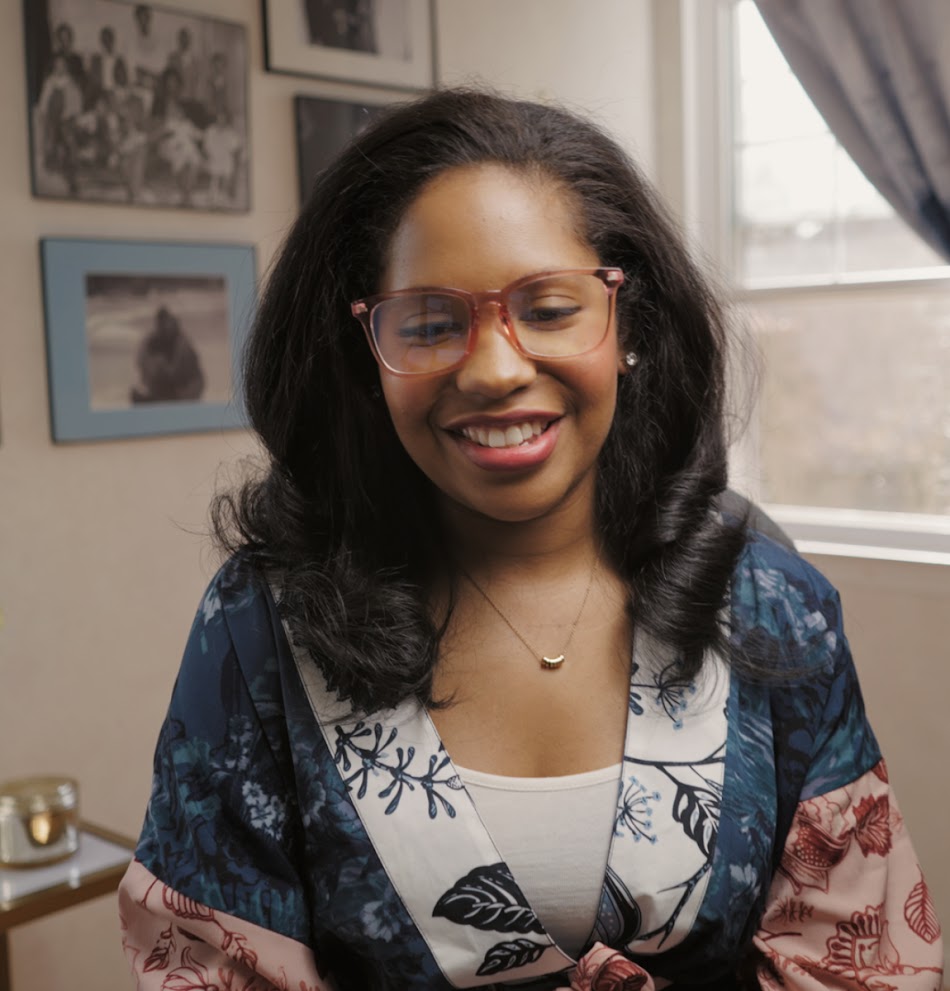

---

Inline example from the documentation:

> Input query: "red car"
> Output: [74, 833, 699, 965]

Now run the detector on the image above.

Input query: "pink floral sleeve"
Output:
[119, 859, 335, 991]
[753, 760, 943, 990]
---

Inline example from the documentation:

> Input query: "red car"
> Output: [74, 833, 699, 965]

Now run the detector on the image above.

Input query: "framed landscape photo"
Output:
[24, 0, 250, 211]
[263, 0, 433, 90]
[295, 91, 396, 202]
[41, 238, 257, 442]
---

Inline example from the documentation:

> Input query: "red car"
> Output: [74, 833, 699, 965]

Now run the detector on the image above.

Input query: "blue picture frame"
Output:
[41, 237, 256, 442]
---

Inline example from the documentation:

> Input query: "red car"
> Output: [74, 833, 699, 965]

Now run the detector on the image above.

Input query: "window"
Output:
[733, 0, 945, 286]
[678, 0, 950, 561]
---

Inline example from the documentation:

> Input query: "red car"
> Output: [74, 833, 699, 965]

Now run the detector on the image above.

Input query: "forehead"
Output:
[380, 164, 598, 293]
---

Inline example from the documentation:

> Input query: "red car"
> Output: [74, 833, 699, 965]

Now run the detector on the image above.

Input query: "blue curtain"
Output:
[754, 0, 950, 261]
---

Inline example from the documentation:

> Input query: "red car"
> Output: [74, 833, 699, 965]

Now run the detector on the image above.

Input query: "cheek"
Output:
[573, 346, 623, 413]
[380, 378, 436, 441]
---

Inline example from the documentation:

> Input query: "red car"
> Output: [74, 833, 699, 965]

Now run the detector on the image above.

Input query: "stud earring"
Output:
[624, 352, 639, 367]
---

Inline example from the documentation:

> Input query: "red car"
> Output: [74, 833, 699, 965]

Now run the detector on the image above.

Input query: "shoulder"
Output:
[728, 531, 844, 677]
[729, 535, 881, 793]
[176, 554, 286, 710]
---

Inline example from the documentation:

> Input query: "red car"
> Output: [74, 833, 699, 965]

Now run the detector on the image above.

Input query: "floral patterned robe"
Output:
[118, 535, 943, 990]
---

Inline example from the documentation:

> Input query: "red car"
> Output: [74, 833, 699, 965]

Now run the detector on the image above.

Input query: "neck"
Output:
[439, 488, 602, 581]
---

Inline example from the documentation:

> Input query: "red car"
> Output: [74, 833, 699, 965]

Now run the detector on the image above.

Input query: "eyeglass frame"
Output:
[350, 267, 625, 377]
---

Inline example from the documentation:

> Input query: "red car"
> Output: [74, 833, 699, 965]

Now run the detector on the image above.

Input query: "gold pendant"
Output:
[541, 654, 565, 670]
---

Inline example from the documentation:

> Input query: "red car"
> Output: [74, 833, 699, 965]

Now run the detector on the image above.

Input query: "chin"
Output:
[446, 481, 590, 528]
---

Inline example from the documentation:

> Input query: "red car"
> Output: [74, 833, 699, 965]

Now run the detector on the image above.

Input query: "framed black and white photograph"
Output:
[24, 0, 249, 211]
[264, 0, 433, 91]
[295, 91, 396, 202]
[41, 238, 257, 442]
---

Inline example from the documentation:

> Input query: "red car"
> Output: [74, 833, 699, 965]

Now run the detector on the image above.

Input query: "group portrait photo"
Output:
[23, 0, 249, 211]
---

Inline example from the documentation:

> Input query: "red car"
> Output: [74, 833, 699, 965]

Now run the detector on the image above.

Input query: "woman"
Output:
[118, 89, 942, 990]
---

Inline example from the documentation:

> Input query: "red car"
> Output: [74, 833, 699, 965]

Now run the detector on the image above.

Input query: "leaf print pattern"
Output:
[126, 542, 942, 990]
[433, 863, 544, 934]
[766, 898, 814, 927]
[672, 783, 720, 859]
[753, 764, 944, 990]
[594, 867, 643, 947]
[162, 887, 216, 921]
[476, 938, 547, 977]
[142, 925, 175, 972]
[121, 861, 333, 991]
[903, 874, 941, 945]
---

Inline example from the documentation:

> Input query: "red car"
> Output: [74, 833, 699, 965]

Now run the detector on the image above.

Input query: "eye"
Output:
[396, 318, 466, 345]
[515, 293, 585, 329]
[374, 294, 468, 348]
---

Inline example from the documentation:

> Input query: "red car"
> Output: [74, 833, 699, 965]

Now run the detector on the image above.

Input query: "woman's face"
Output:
[378, 164, 625, 528]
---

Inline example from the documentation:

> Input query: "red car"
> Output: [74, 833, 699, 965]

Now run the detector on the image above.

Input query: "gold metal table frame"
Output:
[0, 822, 134, 991]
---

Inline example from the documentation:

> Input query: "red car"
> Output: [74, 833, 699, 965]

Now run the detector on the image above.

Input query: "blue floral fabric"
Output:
[135, 533, 881, 989]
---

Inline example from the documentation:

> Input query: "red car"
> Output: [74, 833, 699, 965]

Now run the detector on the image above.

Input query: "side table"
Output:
[0, 821, 134, 991]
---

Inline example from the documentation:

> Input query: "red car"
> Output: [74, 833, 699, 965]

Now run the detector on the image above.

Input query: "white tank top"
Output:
[455, 763, 622, 958]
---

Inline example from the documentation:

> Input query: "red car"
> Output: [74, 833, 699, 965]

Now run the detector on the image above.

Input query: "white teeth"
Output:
[460, 420, 548, 448]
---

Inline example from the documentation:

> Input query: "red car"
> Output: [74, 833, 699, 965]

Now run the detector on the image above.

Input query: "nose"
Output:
[454, 302, 536, 397]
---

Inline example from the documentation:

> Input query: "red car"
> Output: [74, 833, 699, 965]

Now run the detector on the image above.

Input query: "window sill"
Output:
[765, 505, 950, 567]
[736, 268, 950, 297]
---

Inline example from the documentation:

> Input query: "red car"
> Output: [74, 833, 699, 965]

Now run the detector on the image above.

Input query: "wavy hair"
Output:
[212, 88, 751, 712]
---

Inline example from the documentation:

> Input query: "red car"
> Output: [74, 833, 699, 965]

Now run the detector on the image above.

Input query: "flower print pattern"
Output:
[819, 903, 900, 979]
[332, 722, 461, 819]
[127, 542, 942, 990]
[614, 777, 659, 843]
[744, 565, 838, 659]
[360, 899, 401, 942]
[558, 942, 656, 991]
[779, 804, 851, 894]
[754, 764, 943, 990]
[627, 661, 695, 729]
[241, 779, 288, 840]
[852, 794, 892, 857]
[120, 860, 331, 990]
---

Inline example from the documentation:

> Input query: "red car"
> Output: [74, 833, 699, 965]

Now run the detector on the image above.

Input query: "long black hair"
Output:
[212, 87, 751, 712]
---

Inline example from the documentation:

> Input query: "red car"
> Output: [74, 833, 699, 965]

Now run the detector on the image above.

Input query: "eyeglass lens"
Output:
[370, 272, 611, 374]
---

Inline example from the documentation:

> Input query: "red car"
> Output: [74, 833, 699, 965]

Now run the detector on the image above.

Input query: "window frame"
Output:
[672, 0, 950, 564]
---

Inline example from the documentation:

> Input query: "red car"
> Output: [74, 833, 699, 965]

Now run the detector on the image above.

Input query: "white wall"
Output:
[436, 0, 654, 170]
[3, 2, 946, 988]
[0, 1, 655, 987]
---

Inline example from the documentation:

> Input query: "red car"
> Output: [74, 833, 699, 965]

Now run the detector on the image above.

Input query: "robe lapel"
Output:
[594, 636, 729, 957]
[285, 630, 575, 987]
[283, 606, 726, 983]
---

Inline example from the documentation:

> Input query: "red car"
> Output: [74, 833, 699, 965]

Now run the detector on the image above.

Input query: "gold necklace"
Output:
[461, 559, 599, 670]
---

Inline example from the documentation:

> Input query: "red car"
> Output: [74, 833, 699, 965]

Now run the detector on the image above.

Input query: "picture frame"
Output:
[24, 0, 250, 211]
[263, 0, 433, 91]
[40, 238, 257, 442]
[294, 90, 399, 202]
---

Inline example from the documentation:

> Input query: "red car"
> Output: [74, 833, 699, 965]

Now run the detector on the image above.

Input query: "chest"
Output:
[287, 647, 780, 989]
[431, 630, 631, 777]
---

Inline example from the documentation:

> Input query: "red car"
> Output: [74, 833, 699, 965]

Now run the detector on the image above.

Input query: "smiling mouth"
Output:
[458, 419, 553, 449]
